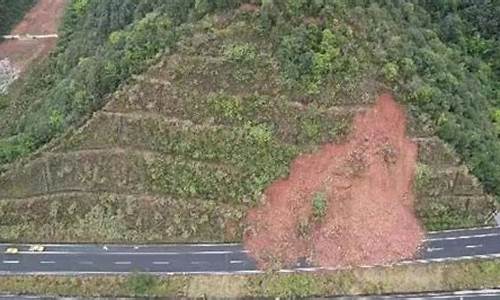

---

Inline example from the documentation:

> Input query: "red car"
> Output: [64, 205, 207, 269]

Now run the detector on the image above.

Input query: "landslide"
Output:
[245, 94, 424, 268]
[0, 1, 496, 245]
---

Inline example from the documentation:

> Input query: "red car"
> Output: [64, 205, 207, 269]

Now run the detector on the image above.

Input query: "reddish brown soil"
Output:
[0, 0, 67, 71]
[0, 39, 56, 71]
[12, 0, 67, 35]
[244, 94, 424, 269]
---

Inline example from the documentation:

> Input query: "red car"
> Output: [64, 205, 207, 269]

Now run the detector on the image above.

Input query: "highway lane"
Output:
[0, 226, 498, 275]
[0, 244, 257, 275]
[1, 289, 500, 300]
[332, 289, 500, 299]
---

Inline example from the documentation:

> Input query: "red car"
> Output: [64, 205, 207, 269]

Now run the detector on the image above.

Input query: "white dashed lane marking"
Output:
[152, 261, 170, 265]
[426, 247, 444, 252]
[39, 261, 55, 264]
[229, 260, 243, 264]
[425, 232, 500, 241]
[114, 261, 132, 265]
[2, 260, 19, 264]
[465, 244, 483, 249]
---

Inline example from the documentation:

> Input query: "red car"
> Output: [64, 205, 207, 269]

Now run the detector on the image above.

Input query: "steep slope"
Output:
[0, 10, 494, 244]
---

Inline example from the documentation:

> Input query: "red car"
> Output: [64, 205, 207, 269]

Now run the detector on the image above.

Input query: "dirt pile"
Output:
[244, 94, 424, 269]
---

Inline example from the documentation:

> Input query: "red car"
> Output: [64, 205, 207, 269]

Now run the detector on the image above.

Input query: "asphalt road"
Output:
[0, 226, 499, 275]
[332, 289, 500, 300]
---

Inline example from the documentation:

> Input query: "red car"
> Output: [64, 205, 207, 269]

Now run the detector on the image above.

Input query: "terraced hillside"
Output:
[0, 13, 494, 243]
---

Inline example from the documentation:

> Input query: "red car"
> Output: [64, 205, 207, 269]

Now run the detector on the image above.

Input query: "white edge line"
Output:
[382, 289, 500, 299]
[0, 270, 263, 276]
[14, 250, 244, 255]
[427, 225, 499, 234]
[424, 232, 500, 241]
[0, 243, 241, 248]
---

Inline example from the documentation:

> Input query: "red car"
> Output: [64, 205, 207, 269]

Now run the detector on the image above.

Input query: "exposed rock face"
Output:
[0, 58, 19, 95]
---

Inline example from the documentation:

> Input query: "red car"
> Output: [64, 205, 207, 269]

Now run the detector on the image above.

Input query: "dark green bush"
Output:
[127, 273, 157, 296]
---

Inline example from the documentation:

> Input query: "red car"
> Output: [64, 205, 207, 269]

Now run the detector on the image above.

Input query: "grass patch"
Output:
[0, 260, 498, 298]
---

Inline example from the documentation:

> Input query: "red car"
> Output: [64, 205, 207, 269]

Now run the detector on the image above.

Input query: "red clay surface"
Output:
[12, 0, 67, 35]
[0, 0, 67, 71]
[244, 94, 424, 269]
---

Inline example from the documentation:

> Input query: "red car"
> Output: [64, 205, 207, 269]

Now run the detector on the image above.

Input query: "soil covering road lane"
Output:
[0, 226, 498, 275]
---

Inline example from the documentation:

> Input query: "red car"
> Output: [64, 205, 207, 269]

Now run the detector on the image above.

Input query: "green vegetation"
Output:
[262, 0, 500, 199]
[0, 0, 246, 166]
[127, 273, 157, 296]
[0, 0, 35, 36]
[312, 191, 328, 220]
[0, 260, 499, 298]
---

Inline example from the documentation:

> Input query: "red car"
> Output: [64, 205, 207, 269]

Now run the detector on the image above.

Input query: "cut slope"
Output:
[244, 94, 424, 268]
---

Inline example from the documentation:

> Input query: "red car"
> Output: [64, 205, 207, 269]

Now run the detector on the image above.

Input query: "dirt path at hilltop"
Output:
[244, 94, 424, 269]
[11, 0, 66, 35]
[0, 0, 67, 71]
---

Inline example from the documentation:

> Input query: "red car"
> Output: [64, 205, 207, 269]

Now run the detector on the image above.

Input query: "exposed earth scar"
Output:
[244, 93, 424, 269]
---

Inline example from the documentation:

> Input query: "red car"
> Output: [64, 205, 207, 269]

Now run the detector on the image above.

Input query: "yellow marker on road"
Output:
[29, 245, 45, 252]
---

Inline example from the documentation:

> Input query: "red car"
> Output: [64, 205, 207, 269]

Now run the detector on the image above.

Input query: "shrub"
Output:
[223, 43, 257, 64]
[127, 273, 157, 296]
[414, 163, 432, 192]
[246, 123, 273, 145]
[383, 62, 399, 81]
[312, 192, 327, 220]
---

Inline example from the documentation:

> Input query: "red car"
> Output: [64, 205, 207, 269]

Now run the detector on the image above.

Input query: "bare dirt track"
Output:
[0, 0, 67, 71]
[11, 0, 66, 35]
[244, 94, 424, 269]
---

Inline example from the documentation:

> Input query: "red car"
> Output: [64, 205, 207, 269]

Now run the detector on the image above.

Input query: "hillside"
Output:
[0, 0, 498, 270]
